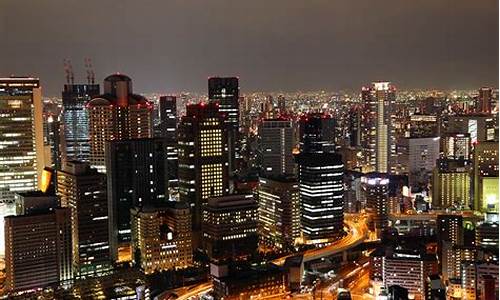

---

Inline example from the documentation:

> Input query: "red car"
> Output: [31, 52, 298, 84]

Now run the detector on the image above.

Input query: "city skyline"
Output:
[1, 0, 498, 96]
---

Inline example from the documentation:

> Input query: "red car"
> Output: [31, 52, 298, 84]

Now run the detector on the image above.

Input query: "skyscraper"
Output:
[299, 113, 336, 153]
[178, 102, 229, 239]
[257, 176, 300, 251]
[208, 77, 239, 174]
[106, 138, 169, 262]
[88, 74, 153, 172]
[362, 172, 389, 236]
[432, 159, 472, 209]
[476, 87, 493, 114]
[156, 95, 179, 196]
[0, 77, 45, 201]
[362, 82, 396, 173]
[61, 83, 100, 162]
[258, 118, 296, 176]
[297, 152, 344, 244]
[57, 161, 111, 277]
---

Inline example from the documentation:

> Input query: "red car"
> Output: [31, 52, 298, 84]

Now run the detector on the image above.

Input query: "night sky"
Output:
[1, 0, 498, 96]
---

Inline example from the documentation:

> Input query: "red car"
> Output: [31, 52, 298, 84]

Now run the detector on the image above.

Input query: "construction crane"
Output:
[84, 57, 95, 84]
[63, 59, 74, 85]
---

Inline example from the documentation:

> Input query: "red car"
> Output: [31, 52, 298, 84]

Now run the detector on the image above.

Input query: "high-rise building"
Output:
[258, 118, 296, 176]
[297, 152, 344, 244]
[88, 74, 153, 172]
[432, 159, 472, 209]
[5, 206, 72, 292]
[61, 83, 100, 162]
[473, 141, 499, 212]
[57, 161, 111, 277]
[396, 137, 440, 183]
[348, 105, 363, 147]
[475, 221, 499, 249]
[257, 176, 300, 251]
[299, 113, 336, 153]
[156, 95, 179, 193]
[445, 114, 498, 144]
[131, 201, 192, 274]
[382, 250, 438, 300]
[44, 113, 63, 170]
[178, 102, 229, 236]
[106, 138, 169, 262]
[437, 214, 464, 248]
[202, 194, 258, 261]
[362, 172, 389, 236]
[476, 87, 493, 114]
[0, 77, 45, 201]
[361, 82, 396, 173]
[442, 133, 471, 160]
[208, 77, 239, 174]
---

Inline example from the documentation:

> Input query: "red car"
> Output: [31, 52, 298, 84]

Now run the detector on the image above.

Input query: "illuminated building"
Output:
[445, 114, 497, 144]
[476, 87, 493, 114]
[408, 114, 439, 138]
[156, 96, 179, 194]
[14, 168, 57, 215]
[5, 205, 72, 292]
[461, 261, 477, 299]
[426, 275, 446, 300]
[297, 152, 344, 244]
[361, 82, 396, 173]
[0, 77, 45, 201]
[131, 201, 192, 274]
[257, 176, 300, 250]
[43, 111, 63, 170]
[362, 172, 389, 236]
[396, 137, 440, 183]
[441, 244, 476, 282]
[212, 263, 288, 300]
[461, 261, 499, 300]
[473, 141, 499, 212]
[348, 105, 362, 147]
[442, 133, 471, 160]
[258, 118, 296, 176]
[202, 194, 258, 261]
[178, 102, 229, 238]
[106, 138, 169, 262]
[61, 83, 100, 162]
[432, 159, 472, 209]
[208, 77, 239, 174]
[299, 113, 336, 153]
[88, 74, 153, 172]
[475, 222, 499, 249]
[57, 161, 111, 277]
[382, 250, 438, 300]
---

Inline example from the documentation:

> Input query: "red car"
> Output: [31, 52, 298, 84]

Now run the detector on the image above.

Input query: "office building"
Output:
[473, 141, 499, 212]
[432, 159, 472, 209]
[442, 133, 471, 160]
[441, 244, 476, 282]
[202, 194, 258, 261]
[5, 206, 72, 292]
[362, 172, 389, 235]
[0, 77, 45, 201]
[57, 161, 111, 277]
[475, 221, 499, 249]
[297, 152, 344, 244]
[445, 114, 497, 144]
[208, 77, 239, 174]
[408, 114, 439, 138]
[382, 250, 438, 300]
[361, 82, 396, 173]
[258, 118, 296, 176]
[299, 113, 336, 153]
[88, 74, 153, 172]
[257, 176, 300, 251]
[131, 201, 192, 274]
[106, 138, 169, 262]
[156, 95, 179, 193]
[61, 83, 100, 162]
[396, 137, 440, 183]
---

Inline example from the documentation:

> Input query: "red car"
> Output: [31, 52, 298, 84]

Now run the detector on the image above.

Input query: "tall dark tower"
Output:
[61, 83, 100, 163]
[178, 102, 229, 247]
[156, 95, 179, 195]
[299, 113, 336, 153]
[208, 77, 239, 174]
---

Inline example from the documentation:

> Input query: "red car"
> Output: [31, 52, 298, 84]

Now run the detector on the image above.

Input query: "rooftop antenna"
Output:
[84, 57, 95, 84]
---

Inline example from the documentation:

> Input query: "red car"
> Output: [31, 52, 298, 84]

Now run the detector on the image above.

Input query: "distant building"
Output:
[88, 74, 153, 172]
[258, 118, 296, 176]
[61, 83, 100, 162]
[476, 87, 493, 114]
[257, 176, 300, 251]
[57, 161, 111, 277]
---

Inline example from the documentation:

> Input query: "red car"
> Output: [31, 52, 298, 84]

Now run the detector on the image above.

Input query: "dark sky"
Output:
[1, 0, 498, 96]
